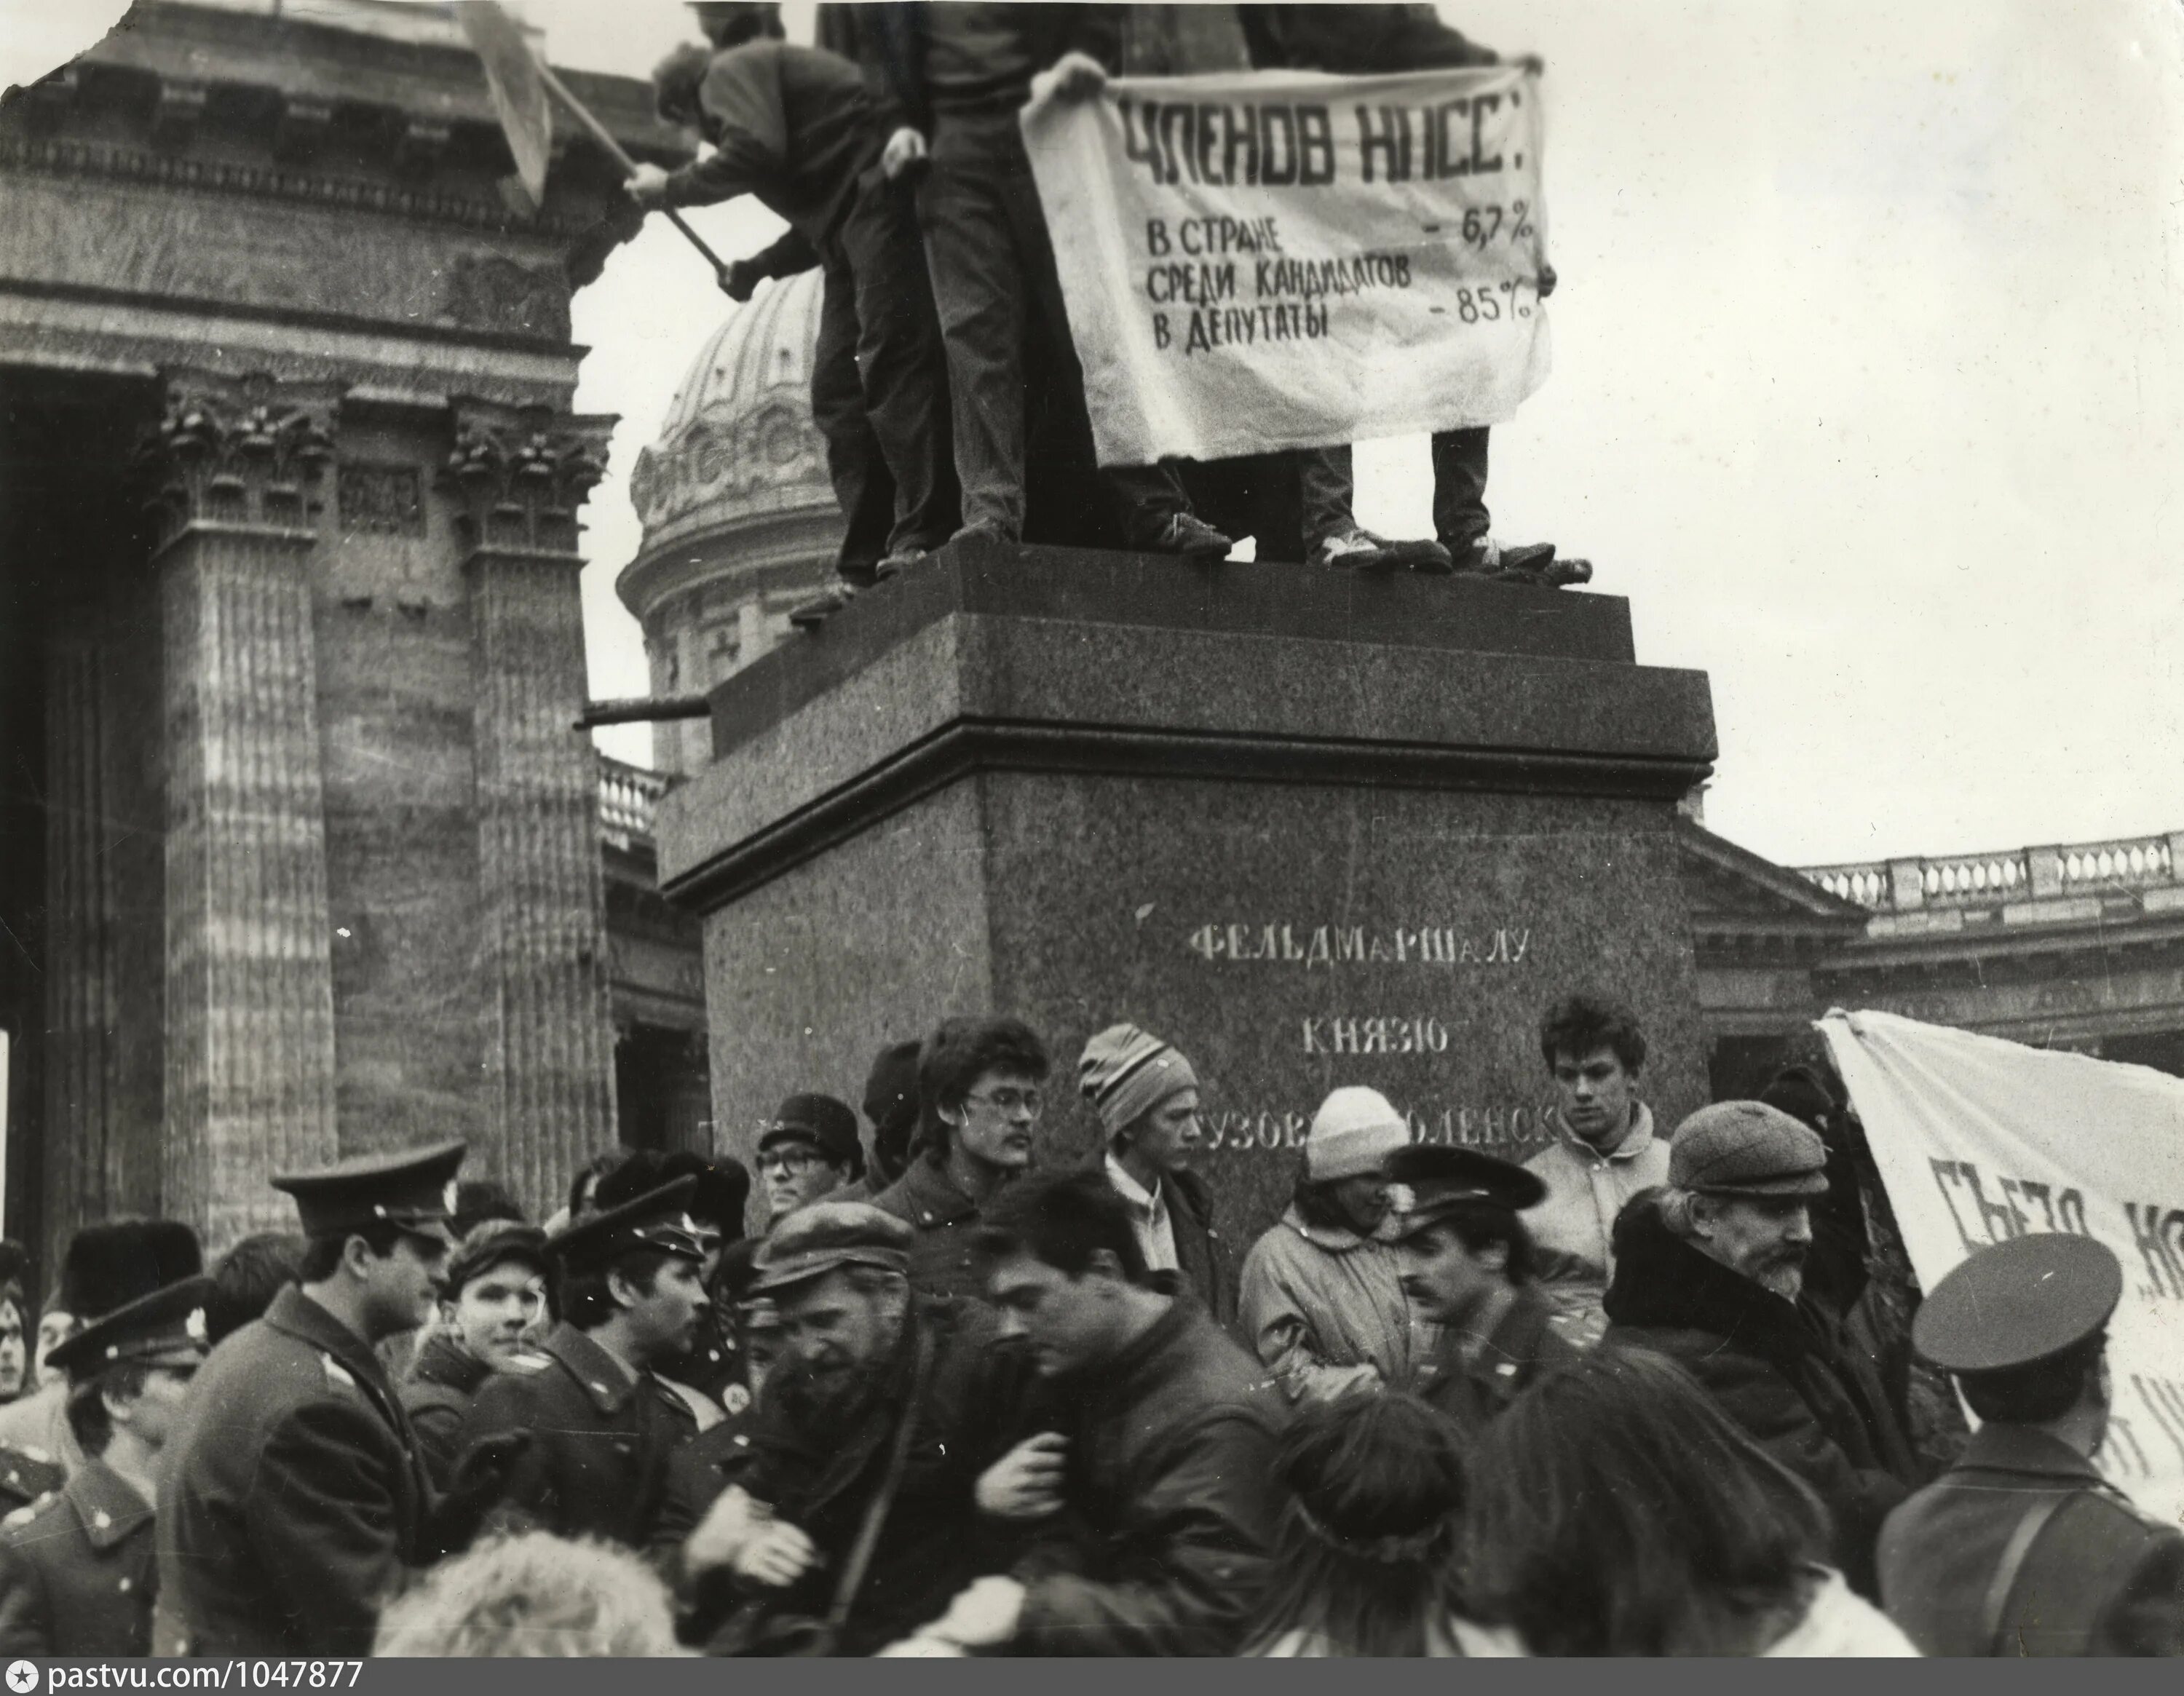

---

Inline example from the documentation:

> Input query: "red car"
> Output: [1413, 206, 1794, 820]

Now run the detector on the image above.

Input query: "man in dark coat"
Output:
[1602, 1103, 1921, 1599]
[400, 1220, 550, 1489]
[158, 1141, 479, 1655]
[1879, 1233, 2184, 1656]
[660, 1202, 1032, 1654]
[895, 1170, 1284, 1657]
[630, 3, 956, 602]
[1387, 1144, 1584, 1433]
[458, 1176, 708, 1549]
[1077, 1023, 1237, 1328]
[0, 1274, 208, 1655]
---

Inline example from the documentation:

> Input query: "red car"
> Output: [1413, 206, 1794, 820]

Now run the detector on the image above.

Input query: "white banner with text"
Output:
[1820, 1010, 2184, 1526]
[1021, 65, 1553, 466]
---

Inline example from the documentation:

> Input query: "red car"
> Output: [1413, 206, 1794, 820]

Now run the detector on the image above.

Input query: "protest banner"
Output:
[1820, 1009, 2184, 1525]
[1021, 65, 1553, 467]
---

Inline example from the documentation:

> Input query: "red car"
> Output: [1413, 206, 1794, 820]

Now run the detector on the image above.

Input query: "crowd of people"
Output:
[624, 1, 1593, 630]
[0, 989, 2175, 1658]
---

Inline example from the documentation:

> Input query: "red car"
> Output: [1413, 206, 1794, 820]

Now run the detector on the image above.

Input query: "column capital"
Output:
[440, 400, 615, 557]
[138, 369, 341, 550]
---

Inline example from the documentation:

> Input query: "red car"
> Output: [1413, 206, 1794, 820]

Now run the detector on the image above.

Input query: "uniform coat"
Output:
[1602, 1202, 1921, 1598]
[1878, 1423, 2184, 1656]
[456, 1321, 695, 1550]
[157, 1285, 435, 1655]
[1013, 1295, 1286, 1655]
[1238, 1205, 1420, 1405]
[1407, 1285, 1586, 1435]
[0, 1459, 156, 1655]
[654, 1299, 1032, 1655]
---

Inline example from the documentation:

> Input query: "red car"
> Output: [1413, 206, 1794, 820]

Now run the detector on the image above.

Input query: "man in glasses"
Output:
[400, 1220, 552, 1490]
[873, 1017, 1050, 1301]
[758, 1093, 867, 1227]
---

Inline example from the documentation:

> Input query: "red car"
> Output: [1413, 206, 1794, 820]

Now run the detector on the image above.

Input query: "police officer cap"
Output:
[1669, 1101, 1829, 1197]
[749, 1202, 913, 1297]
[272, 1138, 467, 1244]
[48, 1275, 214, 1379]
[1913, 1232, 2122, 1375]
[1385, 1144, 1545, 1240]
[547, 1175, 708, 1270]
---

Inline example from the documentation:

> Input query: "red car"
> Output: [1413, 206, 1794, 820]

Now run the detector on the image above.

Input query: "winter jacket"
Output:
[1519, 1103, 1669, 1299]
[1013, 1296, 1284, 1655]
[1602, 1205, 1923, 1598]
[1091, 1153, 1239, 1331]
[871, 1152, 994, 1302]
[398, 1331, 495, 1492]
[1238, 1205, 1420, 1405]
[1407, 1284, 1586, 1436]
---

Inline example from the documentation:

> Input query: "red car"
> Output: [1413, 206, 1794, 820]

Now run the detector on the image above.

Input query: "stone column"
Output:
[142, 372, 341, 1249]
[441, 402, 619, 1216]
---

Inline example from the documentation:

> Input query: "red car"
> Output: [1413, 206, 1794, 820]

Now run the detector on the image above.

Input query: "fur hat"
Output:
[60, 1219, 205, 1320]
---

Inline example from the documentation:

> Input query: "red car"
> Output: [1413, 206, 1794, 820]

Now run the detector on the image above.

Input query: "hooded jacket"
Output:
[1602, 1202, 1921, 1598]
[1238, 1204, 1420, 1405]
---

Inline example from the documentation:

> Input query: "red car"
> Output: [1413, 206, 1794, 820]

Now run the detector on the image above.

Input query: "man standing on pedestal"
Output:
[0, 1275, 210, 1655]
[628, 3, 957, 613]
[1522, 993, 1669, 1336]
[159, 1140, 487, 1655]
[850, 4, 1234, 560]
[457, 1178, 710, 1550]
[872, 1017, 1049, 1301]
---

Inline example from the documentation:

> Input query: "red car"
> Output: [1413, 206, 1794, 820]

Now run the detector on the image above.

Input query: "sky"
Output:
[7, 1, 2181, 871]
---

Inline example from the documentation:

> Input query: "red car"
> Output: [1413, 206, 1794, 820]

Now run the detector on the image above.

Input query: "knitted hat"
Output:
[1078, 1023, 1199, 1138]
[1305, 1087, 1409, 1183]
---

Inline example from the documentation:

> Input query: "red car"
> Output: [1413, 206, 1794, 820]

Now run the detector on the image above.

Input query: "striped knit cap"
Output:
[1078, 1023, 1200, 1138]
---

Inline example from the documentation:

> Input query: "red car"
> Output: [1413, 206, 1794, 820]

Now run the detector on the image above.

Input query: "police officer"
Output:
[1387, 1144, 1585, 1433]
[0, 1274, 210, 1654]
[1878, 1232, 2184, 1655]
[457, 1176, 708, 1548]
[158, 1139, 484, 1655]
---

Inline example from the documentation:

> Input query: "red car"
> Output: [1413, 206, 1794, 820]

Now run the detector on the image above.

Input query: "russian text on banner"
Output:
[1021, 65, 1553, 467]
[1819, 1010, 2184, 1526]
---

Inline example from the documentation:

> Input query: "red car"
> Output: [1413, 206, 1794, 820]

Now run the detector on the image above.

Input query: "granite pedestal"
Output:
[658, 539, 1718, 1242]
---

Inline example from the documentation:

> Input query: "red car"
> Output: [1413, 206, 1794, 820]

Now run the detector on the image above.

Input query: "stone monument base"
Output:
[658, 539, 1717, 1240]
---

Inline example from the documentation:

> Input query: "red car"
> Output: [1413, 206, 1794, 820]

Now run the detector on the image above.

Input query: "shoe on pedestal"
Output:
[873, 544, 931, 581]
[789, 582, 856, 631]
[1140, 511, 1234, 563]
[1312, 528, 1453, 574]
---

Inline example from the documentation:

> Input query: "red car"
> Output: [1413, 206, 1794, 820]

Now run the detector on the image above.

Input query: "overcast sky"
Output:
[9, 1, 2181, 871]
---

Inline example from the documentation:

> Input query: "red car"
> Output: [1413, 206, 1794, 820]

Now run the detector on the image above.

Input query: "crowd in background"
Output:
[1, 986, 2175, 1657]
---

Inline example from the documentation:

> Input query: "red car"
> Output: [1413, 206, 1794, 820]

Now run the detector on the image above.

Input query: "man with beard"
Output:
[1602, 1103, 1921, 1598]
[400, 1221, 551, 1489]
[662, 1202, 1030, 1655]
[890, 1169, 1283, 1656]
[159, 1141, 512, 1655]
[1385, 1144, 1584, 1435]
[459, 1178, 711, 1550]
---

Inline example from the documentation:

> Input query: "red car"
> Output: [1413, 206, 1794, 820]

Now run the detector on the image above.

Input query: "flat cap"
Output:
[547, 1176, 707, 1269]
[1913, 1232, 2122, 1375]
[1385, 1144, 1545, 1240]
[1668, 1101, 1828, 1197]
[750, 1201, 913, 1296]
[760, 1094, 863, 1170]
[443, 1220, 550, 1296]
[272, 1138, 467, 1243]
[49, 1275, 213, 1379]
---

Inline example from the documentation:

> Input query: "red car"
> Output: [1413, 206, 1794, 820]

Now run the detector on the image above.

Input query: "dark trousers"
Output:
[917, 109, 1187, 545]
[811, 175, 959, 574]
[1431, 426, 1491, 549]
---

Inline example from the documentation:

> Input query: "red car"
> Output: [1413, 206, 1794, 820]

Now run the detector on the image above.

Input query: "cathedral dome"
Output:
[625, 269, 832, 555]
[617, 269, 843, 777]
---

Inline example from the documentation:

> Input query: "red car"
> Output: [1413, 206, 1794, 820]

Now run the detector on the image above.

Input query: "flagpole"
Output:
[529, 58, 733, 289]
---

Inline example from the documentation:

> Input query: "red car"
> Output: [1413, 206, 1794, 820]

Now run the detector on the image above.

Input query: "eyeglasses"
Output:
[965, 1086, 1044, 1117]
[759, 1148, 826, 1176]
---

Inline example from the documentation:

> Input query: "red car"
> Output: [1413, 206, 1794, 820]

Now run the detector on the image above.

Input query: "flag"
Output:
[457, 1, 553, 213]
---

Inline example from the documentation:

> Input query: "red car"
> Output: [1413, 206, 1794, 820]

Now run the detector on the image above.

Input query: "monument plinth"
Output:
[659, 541, 1717, 1240]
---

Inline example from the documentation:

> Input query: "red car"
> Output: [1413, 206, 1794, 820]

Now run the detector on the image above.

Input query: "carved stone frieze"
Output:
[139, 370, 341, 547]
[440, 400, 613, 555]
[336, 461, 427, 537]
[437, 253, 571, 340]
